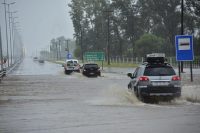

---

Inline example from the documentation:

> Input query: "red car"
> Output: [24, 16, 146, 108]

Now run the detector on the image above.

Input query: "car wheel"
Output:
[128, 83, 131, 90]
[65, 70, 71, 75]
[134, 87, 139, 97]
[138, 92, 144, 102]
[138, 90, 148, 103]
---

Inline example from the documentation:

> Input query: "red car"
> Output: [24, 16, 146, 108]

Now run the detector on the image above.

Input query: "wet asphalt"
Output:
[0, 58, 200, 133]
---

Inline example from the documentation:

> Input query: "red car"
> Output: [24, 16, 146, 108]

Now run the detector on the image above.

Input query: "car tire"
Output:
[65, 70, 72, 75]
[138, 90, 148, 103]
[128, 83, 131, 90]
[134, 87, 139, 98]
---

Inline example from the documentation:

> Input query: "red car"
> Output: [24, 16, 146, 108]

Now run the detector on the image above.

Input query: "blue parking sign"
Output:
[67, 53, 72, 59]
[175, 35, 194, 61]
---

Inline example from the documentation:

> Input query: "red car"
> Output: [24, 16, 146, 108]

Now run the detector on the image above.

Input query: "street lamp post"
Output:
[8, 12, 17, 65]
[2, 1, 16, 66]
[56, 41, 58, 60]
[11, 18, 19, 64]
[2, 0, 10, 67]
[9, 12, 18, 64]
[65, 39, 70, 59]
[66, 39, 70, 53]
[58, 40, 61, 60]
[0, 27, 3, 70]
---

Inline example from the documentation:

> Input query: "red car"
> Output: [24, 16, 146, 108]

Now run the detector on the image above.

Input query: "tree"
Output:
[111, 0, 142, 58]
[134, 34, 165, 57]
[137, 0, 181, 52]
[69, 0, 108, 59]
[68, 0, 200, 58]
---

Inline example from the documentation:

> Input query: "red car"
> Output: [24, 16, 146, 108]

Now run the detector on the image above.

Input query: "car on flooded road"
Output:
[38, 59, 45, 63]
[33, 57, 38, 61]
[63, 59, 80, 74]
[81, 63, 101, 77]
[127, 53, 181, 103]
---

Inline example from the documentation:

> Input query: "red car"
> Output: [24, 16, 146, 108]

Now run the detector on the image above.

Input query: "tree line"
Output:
[69, 0, 200, 59]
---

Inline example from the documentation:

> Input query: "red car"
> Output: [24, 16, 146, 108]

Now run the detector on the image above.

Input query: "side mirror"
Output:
[127, 73, 135, 79]
[61, 64, 64, 67]
[127, 73, 132, 77]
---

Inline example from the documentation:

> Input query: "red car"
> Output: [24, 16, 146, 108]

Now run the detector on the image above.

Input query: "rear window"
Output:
[85, 64, 98, 68]
[67, 61, 74, 66]
[66, 60, 79, 66]
[144, 66, 176, 76]
[74, 61, 78, 66]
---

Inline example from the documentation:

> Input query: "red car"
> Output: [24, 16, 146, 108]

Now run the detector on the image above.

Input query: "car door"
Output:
[130, 67, 139, 89]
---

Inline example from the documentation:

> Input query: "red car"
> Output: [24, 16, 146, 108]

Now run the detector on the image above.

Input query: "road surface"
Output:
[0, 57, 200, 133]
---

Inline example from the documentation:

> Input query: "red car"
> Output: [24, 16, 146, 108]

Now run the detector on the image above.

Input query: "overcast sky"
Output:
[0, 0, 74, 56]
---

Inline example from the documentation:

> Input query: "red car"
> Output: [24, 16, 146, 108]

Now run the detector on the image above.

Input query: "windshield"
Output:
[144, 66, 176, 76]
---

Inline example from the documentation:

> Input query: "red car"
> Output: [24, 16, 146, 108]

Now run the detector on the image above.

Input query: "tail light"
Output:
[139, 76, 149, 81]
[172, 76, 181, 81]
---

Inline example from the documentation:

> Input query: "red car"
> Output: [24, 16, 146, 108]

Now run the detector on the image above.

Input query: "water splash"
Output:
[88, 85, 144, 106]
[156, 85, 200, 106]
[88, 84, 200, 106]
[181, 85, 200, 103]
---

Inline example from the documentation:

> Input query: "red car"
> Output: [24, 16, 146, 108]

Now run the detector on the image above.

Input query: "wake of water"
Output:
[88, 84, 200, 106]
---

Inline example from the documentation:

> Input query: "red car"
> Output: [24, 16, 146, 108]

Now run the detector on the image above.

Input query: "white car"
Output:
[63, 59, 80, 74]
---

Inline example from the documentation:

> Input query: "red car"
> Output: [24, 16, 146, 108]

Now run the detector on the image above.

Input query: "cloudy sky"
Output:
[0, 0, 74, 56]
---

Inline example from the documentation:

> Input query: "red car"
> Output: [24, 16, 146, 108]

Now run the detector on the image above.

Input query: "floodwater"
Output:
[0, 57, 200, 133]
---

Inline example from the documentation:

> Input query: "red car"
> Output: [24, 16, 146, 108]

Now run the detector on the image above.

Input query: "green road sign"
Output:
[84, 52, 105, 61]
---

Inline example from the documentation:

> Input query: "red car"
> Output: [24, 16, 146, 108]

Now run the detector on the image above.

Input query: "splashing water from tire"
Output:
[88, 84, 145, 106]
[181, 85, 200, 103]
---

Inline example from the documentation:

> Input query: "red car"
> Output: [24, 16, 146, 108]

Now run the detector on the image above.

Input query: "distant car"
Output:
[38, 59, 45, 63]
[63, 59, 80, 74]
[33, 57, 38, 61]
[127, 53, 181, 103]
[82, 63, 101, 77]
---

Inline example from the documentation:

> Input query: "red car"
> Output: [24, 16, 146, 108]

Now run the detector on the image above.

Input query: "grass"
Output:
[49, 60, 138, 68]
[83, 61, 138, 68]
[96, 61, 138, 68]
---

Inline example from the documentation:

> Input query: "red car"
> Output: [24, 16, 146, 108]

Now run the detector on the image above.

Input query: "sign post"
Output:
[175, 35, 194, 82]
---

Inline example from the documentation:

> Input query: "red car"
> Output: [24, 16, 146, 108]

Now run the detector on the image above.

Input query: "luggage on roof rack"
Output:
[145, 53, 166, 64]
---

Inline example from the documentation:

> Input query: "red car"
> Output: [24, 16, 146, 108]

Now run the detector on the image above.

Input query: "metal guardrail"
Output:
[6, 59, 22, 74]
[0, 69, 6, 82]
[0, 59, 23, 82]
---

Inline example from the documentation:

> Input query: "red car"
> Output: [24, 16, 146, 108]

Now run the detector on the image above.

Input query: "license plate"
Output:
[152, 82, 169, 86]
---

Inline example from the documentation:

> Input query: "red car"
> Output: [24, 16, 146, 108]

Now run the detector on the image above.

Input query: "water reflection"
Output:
[11, 57, 62, 75]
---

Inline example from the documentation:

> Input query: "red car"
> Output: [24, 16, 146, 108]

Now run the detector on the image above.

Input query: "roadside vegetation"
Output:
[69, 0, 200, 58]
[41, 0, 199, 69]
[51, 60, 138, 68]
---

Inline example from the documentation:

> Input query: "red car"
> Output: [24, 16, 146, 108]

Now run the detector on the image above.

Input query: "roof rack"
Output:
[145, 53, 166, 64]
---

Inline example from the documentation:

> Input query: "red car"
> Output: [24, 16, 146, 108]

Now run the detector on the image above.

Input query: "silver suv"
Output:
[127, 53, 181, 103]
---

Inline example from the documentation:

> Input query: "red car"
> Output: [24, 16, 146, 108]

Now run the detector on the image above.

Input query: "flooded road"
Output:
[0, 58, 200, 133]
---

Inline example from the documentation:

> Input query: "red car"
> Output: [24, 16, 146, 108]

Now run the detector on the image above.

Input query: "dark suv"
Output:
[82, 63, 101, 77]
[127, 53, 181, 102]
